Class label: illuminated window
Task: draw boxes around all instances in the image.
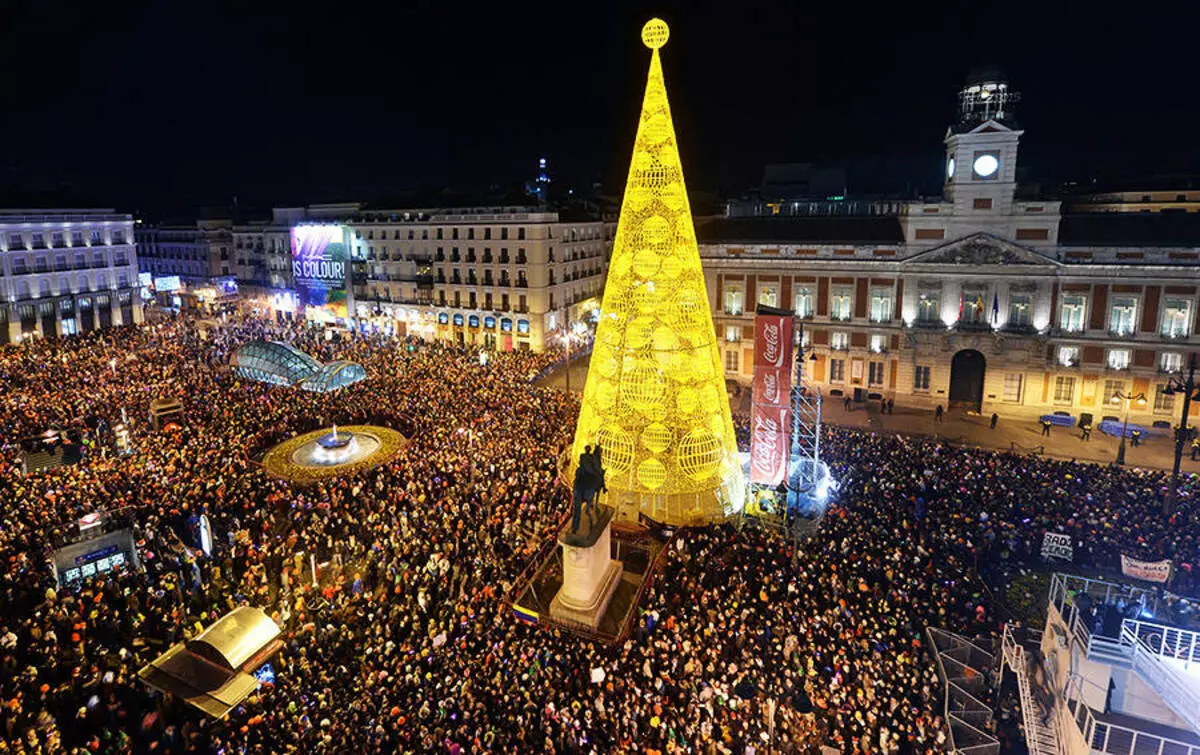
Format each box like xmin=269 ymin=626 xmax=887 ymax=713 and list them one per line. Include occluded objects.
xmin=830 ymin=359 xmax=845 ymax=382
xmin=913 ymin=366 xmax=930 ymax=391
xmin=758 ymin=284 xmax=778 ymax=308
xmin=1162 ymin=352 xmax=1183 ymax=373
xmin=960 ymin=289 xmax=987 ymax=325
xmin=869 ymin=290 xmax=892 ymax=323
xmin=1107 ymin=349 xmax=1131 ymax=370
xmin=917 ymin=292 xmax=940 ymax=323
xmin=1007 ymin=293 xmax=1032 ymax=328
xmin=793 ymin=287 xmax=813 ymax=318
xmin=869 ymin=334 xmax=886 ymax=353
xmin=830 ymin=289 xmax=851 ymax=321
xmin=724 ymin=289 xmax=744 ymax=316
xmin=725 ymin=325 xmax=740 ymax=342
xmin=1053 ymin=376 xmax=1076 ymax=405
xmin=1058 ymin=346 xmax=1079 ymax=367
xmin=1060 ymin=295 xmax=1086 ymax=333
xmin=1003 ymin=373 xmax=1023 ymax=403
xmin=831 ymin=332 xmax=849 ymax=350
xmin=1109 ymin=297 xmax=1137 ymax=336
xmin=1162 ymin=299 xmax=1192 ymax=338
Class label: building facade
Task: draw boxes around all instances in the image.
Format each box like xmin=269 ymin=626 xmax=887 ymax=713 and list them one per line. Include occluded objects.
xmin=701 ymin=73 xmax=1200 ymax=428
xmin=348 ymin=207 xmax=612 ymax=351
xmin=136 ymin=219 xmax=234 ymax=283
xmin=0 ymin=209 xmax=142 ymax=344
xmin=1067 ymin=188 xmax=1200 ymax=214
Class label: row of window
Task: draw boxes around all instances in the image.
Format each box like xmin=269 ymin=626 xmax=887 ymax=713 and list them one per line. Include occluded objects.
xmin=726 ymin=285 xmax=896 ymax=323
xmin=1058 ymin=293 xmax=1191 ymax=337
xmin=8 ymin=251 xmax=128 ymax=274
xmin=723 ymin=284 xmax=1195 ymax=338
xmin=359 ymin=226 xmax=529 ymax=242
xmin=8 ymin=272 xmax=131 ymax=299
xmin=1055 ymin=345 xmax=1187 ymax=374
xmin=6 ymin=229 xmax=125 ymax=249
xmin=727 ymin=351 xmax=1183 ymax=415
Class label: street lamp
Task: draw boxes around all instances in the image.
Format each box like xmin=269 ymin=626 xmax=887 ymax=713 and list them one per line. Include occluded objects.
xmin=1110 ymin=390 xmax=1147 ymax=466
xmin=558 ymin=328 xmax=578 ymax=393
xmin=1161 ymin=352 xmax=1199 ymax=514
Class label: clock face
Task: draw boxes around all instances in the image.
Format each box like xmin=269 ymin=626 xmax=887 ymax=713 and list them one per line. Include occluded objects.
xmin=973 ymin=154 xmax=999 ymax=178
xmin=947 ymin=157 xmax=955 ymax=179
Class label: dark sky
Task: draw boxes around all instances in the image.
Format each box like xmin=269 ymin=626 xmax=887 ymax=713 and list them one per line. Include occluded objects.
xmin=2 ymin=0 xmax=1199 ymax=215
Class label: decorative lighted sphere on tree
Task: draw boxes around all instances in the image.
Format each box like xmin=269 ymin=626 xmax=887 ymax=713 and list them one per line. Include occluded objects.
xmin=641 ymin=18 xmax=670 ymax=49
xmin=597 ymin=426 xmax=635 ymax=473
xmin=637 ymin=458 xmax=668 ymax=489
xmin=678 ymin=428 xmax=722 ymax=480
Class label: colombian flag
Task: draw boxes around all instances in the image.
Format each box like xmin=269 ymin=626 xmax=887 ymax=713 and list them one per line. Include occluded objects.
xmin=513 ymin=605 xmax=539 ymax=624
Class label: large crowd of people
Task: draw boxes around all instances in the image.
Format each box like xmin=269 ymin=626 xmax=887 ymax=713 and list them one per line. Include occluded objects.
xmin=0 ymin=311 xmax=1198 ymax=754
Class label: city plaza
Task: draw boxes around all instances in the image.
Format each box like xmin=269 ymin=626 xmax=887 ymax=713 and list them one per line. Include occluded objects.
xmin=2 ymin=18 xmax=1200 ymax=755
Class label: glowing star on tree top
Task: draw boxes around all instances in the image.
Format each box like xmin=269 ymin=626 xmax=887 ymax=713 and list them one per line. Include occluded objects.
xmin=569 ymin=18 xmax=745 ymax=527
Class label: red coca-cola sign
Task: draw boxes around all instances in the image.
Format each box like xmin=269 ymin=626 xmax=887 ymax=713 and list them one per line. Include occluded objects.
xmin=750 ymin=313 xmax=794 ymax=485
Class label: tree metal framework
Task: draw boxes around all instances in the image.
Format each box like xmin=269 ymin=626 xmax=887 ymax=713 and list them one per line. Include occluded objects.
xmin=569 ymin=19 xmax=743 ymax=527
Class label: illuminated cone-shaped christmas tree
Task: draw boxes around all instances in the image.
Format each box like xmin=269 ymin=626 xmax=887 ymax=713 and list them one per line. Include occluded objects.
xmin=571 ymin=18 xmax=744 ymax=526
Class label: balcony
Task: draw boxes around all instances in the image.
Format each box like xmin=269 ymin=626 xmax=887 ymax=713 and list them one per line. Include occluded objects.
xmin=1003 ymin=322 xmax=1037 ymax=335
xmin=515 ymin=256 xmax=527 ymax=265
xmin=516 ymin=280 xmax=528 ymax=288
xmin=955 ymin=320 xmax=993 ymax=333
xmin=1109 ymin=328 xmax=1137 ymax=339
xmin=829 ymin=314 xmax=851 ymax=323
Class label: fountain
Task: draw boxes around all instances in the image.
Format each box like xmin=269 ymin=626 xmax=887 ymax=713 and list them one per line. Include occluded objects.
xmin=308 ymin=424 xmax=361 ymax=466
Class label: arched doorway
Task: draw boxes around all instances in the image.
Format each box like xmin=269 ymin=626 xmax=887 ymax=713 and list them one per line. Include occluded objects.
xmin=949 ymin=349 xmax=986 ymax=412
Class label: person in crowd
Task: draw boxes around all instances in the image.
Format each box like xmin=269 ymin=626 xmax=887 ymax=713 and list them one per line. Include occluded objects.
xmin=0 ymin=311 xmax=1196 ymax=754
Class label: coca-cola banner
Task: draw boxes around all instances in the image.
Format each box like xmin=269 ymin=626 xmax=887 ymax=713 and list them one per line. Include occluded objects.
xmin=750 ymin=312 xmax=794 ymax=485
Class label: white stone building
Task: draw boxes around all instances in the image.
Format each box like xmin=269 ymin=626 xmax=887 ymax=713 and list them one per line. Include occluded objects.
xmin=700 ymin=72 xmax=1200 ymax=429
xmin=349 ymin=207 xmax=612 ymax=351
xmin=0 ymin=209 xmax=142 ymax=343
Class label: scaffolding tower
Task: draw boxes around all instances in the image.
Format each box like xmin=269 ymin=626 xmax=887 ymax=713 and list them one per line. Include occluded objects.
xmin=785 ymin=320 xmax=828 ymax=532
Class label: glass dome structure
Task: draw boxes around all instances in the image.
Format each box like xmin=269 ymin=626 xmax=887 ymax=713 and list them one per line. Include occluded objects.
xmin=230 ymin=340 xmax=365 ymax=393
xmin=299 ymin=361 xmax=366 ymax=393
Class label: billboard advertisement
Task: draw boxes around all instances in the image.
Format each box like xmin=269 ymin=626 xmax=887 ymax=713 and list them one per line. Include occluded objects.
xmin=291 ymin=225 xmax=349 ymax=318
xmin=749 ymin=309 xmax=794 ymax=486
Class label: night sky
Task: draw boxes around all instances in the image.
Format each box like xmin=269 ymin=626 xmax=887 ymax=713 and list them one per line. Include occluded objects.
xmin=2 ymin=0 xmax=1198 ymax=216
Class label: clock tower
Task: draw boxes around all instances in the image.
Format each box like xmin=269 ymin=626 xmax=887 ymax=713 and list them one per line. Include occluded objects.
xmin=902 ymin=68 xmax=1059 ymax=248
xmin=943 ymin=66 xmax=1022 ymax=214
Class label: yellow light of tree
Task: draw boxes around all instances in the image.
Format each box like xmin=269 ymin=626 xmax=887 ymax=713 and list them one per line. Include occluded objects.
xmin=570 ymin=18 xmax=745 ymax=526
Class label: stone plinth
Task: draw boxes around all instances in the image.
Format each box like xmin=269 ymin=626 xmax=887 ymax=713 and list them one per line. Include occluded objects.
xmin=550 ymin=505 xmax=622 ymax=630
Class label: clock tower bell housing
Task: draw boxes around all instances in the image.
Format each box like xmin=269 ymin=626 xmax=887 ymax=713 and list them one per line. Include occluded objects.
xmin=903 ymin=67 xmax=1060 ymax=248
xmin=944 ymin=70 xmax=1021 ymax=214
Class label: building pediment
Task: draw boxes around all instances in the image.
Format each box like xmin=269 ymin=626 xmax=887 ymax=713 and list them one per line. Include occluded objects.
xmin=904 ymin=233 xmax=1059 ymax=266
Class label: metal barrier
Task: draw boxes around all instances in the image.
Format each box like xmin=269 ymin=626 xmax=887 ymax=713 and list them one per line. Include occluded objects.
xmin=926 ymin=628 xmax=1000 ymax=755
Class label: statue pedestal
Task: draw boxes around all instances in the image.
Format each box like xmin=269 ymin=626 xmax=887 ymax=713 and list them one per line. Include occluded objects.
xmin=550 ymin=505 xmax=622 ymax=631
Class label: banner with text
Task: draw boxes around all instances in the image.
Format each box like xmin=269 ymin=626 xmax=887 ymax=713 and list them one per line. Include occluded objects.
xmin=291 ymin=225 xmax=349 ymax=319
xmin=1121 ymin=555 xmax=1172 ymax=584
xmin=750 ymin=312 xmax=794 ymax=486
xmin=1040 ymin=532 xmax=1074 ymax=561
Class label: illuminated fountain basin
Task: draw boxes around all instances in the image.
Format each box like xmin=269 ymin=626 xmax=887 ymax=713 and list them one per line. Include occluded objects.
xmin=291 ymin=427 xmax=380 ymax=468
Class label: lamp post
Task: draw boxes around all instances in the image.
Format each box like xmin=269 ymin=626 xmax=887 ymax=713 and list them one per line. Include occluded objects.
xmin=1110 ymin=390 xmax=1147 ymax=466
xmin=1161 ymin=352 xmax=1199 ymax=515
